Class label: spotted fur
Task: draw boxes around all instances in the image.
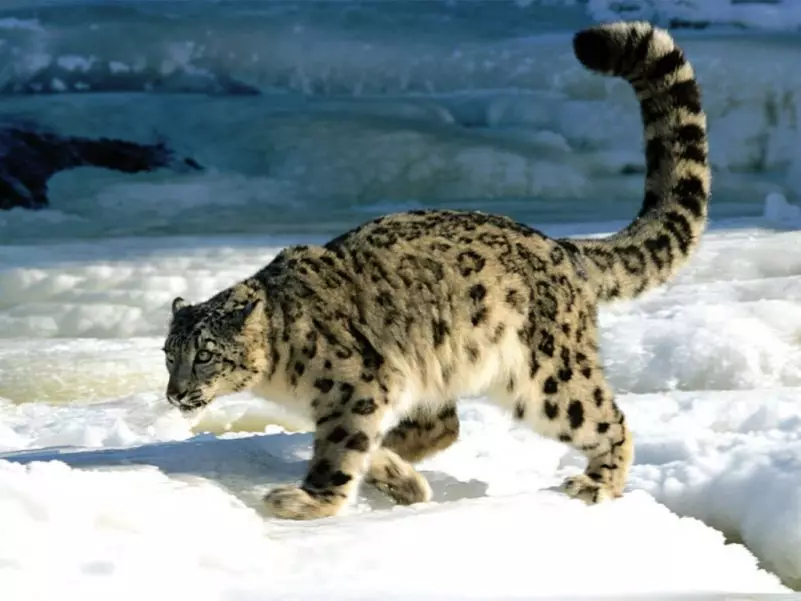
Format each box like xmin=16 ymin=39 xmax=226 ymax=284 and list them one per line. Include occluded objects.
xmin=162 ymin=21 xmax=710 ymax=520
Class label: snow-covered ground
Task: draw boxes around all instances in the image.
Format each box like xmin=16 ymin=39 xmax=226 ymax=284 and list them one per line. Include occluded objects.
xmin=2 ymin=0 xmax=801 ymax=598
xmin=2 ymin=198 xmax=801 ymax=599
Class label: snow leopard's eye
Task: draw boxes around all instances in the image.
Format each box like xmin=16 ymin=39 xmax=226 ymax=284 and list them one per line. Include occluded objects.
xmin=162 ymin=348 xmax=175 ymax=365
xmin=195 ymin=349 xmax=212 ymax=364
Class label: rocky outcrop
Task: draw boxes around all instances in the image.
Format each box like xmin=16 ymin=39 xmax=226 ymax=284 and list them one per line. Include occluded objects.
xmin=0 ymin=127 xmax=202 ymax=210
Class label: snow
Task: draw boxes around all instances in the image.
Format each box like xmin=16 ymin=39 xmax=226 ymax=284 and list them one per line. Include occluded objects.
xmin=0 ymin=414 xmax=792 ymax=600
xmin=0 ymin=458 xmax=779 ymax=601
xmin=1 ymin=0 xmax=801 ymax=596
xmin=2 ymin=198 xmax=801 ymax=596
xmin=625 ymin=389 xmax=801 ymax=591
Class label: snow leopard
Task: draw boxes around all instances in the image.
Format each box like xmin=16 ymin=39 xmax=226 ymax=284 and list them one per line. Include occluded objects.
xmin=162 ymin=21 xmax=710 ymax=520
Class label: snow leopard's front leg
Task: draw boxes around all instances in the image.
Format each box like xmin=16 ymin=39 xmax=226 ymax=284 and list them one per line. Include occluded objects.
xmin=264 ymin=378 xmax=392 ymax=520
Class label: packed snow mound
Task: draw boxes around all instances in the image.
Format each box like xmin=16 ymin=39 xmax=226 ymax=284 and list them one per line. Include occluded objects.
xmin=0 ymin=430 xmax=789 ymax=600
xmin=2 ymin=389 xmax=801 ymax=593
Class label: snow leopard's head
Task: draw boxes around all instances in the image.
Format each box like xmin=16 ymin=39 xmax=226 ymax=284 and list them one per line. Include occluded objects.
xmin=162 ymin=288 xmax=267 ymax=413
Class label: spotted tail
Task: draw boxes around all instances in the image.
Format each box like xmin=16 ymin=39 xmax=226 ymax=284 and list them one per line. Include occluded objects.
xmin=563 ymin=21 xmax=711 ymax=302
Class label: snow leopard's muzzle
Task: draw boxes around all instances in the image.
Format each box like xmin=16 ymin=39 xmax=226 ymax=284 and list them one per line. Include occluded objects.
xmin=166 ymin=377 xmax=213 ymax=413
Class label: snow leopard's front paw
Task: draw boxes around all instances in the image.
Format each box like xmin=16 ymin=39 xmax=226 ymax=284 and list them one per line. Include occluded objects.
xmin=263 ymin=485 xmax=344 ymax=520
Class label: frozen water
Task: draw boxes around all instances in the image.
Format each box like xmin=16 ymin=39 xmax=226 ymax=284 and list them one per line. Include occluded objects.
xmin=588 ymin=0 xmax=801 ymax=30
xmin=1 ymin=25 xmax=801 ymax=242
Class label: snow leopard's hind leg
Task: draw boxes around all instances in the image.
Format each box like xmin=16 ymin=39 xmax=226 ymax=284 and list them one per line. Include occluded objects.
xmin=381 ymin=403 xmax=460 ymax=463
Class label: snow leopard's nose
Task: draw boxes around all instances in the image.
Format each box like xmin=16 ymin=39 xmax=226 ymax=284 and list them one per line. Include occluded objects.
xmin=166 ymin=382 xmax=188 ymax=405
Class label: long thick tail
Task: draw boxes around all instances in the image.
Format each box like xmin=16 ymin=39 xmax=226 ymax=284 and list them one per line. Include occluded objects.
xmin=563 ymin=21 xmax=711 ymax=302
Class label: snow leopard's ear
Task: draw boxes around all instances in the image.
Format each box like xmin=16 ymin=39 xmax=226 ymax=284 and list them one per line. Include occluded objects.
xmin=171 ymin=296 xmax=190 ymax=315
xmin=238 ymin=298 xmax=263 ymax=330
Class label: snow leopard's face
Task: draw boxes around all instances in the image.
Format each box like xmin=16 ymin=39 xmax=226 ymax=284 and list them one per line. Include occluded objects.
xmin=162 ymin=295 xmax=266 ymax=413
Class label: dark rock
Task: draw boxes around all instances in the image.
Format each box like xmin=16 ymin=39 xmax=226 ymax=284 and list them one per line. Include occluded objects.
xmin=0 ymin=126 xmax=202 ymax=210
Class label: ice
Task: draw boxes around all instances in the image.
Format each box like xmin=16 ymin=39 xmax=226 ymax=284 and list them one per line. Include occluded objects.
xmin=108 ymin=60 xmax=130 ymax=74
xmin=764 ymin=192 xmax=801 ymax=225
xmin=0 ymin=18 xmax=44 ymax=32
xmin=0 ymin=25 xmax=799 ymax=243
xmin=588 ymin=0 xmax=801 ymax=30
xmin=0 ymin=70 xmax=796 ymax=244
xmin=0 ymin=0 xmax=798 ymax=247
xmin=1 ymin=1 xmax=800 ymax=99
xmin=55 ymin=55 xmax=95 ymax=72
